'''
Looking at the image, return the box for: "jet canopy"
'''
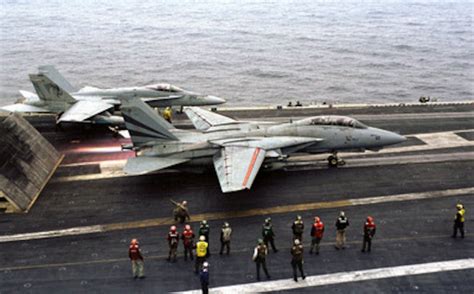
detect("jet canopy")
[146,83,184,93]
[297,115,367,129]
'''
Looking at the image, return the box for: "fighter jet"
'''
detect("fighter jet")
[0,66,225,126]
[119,96,406,193]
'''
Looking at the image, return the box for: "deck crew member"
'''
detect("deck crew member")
[167,225,180,262]
[262,218,278,253]
[163,106,173,123]
[292,215,304,241]
[291,239,306,282]
[310,216,325,254]
[128,239,145,279]
[335,211,349,250]
[200,262,210,294]
[182,224,195,261]
[361,216,376,252]
[195,235,208,274]
[219,222,232,255]
[171,199,190,224]
[452,203,466,238]
[253,239,271,281]
[199,220,211,256]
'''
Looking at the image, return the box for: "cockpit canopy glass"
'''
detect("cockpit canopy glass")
[299,116,367,129]
[145,83,184,93]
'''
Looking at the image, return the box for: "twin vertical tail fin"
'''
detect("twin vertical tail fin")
[29,65,76,103]
[120,97,179,146]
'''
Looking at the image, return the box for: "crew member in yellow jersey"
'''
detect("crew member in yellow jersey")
[163,107,173,123]
[195,235,208,273]
[452,203,466,238]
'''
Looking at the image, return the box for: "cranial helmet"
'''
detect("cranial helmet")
[456,204,463,210]
[224,222,229,227]
[199,235,206,241]
[202,220,207,225]
[297,215,302,220]
[340,211,345,217]
[265,217,271,223]
[294,239,300,245]
[182,200,187,206]
[203,262,209,268]
[170,225,177,232]
[185,224,191,230]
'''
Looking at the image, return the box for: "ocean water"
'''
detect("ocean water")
[0,0,473,106]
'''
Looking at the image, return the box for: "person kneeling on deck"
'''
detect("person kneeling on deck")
[128,239,145,279]
[171,199,191,224]
[253,239,271,281]
[195,235,208,274]
[291,239,306,282]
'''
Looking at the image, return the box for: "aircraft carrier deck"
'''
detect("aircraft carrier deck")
[0,101,473,293]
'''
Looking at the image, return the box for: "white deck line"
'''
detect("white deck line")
[174,258,474,294]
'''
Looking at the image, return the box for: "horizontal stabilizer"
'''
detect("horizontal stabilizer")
[184,107,236,131]
[0,104,49,113]
[58,100,114,123]
[124,156,189,175]
[19,90,40,101]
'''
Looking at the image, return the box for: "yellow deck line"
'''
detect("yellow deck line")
[0,187,472,243]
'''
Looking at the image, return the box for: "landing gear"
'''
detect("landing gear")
[327,152,345,167]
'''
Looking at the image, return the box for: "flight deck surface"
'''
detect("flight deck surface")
[0,102,473,293]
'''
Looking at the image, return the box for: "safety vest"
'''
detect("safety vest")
[196,241,208,257]
[257,244,267,259]
[364,222,376,236]
[456,209,465,223]
[222,227,232,242]
[129,244,142,260]
[313,221,324,238]
[293,221,304,234]
[182,230,194,246]
[291,244,303,261]
[168,231,179,245]
[263,225,273,237]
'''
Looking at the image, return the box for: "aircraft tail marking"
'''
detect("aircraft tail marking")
[29,65,76,103]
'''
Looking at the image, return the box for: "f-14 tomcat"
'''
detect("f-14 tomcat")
[0,65,225,126]
[120,97,406,193]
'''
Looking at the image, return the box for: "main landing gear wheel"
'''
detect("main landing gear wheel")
[327,153,345,167]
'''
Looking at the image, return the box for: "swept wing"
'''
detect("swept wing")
[58,100,114,123]
[184,107,236,131]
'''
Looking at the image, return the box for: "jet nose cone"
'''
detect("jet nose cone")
[384,131,407,146]
[204,95,226,105]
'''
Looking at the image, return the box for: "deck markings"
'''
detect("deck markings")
[174,258,474,293]
[0,187,472,243]
[0,234,466,272]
